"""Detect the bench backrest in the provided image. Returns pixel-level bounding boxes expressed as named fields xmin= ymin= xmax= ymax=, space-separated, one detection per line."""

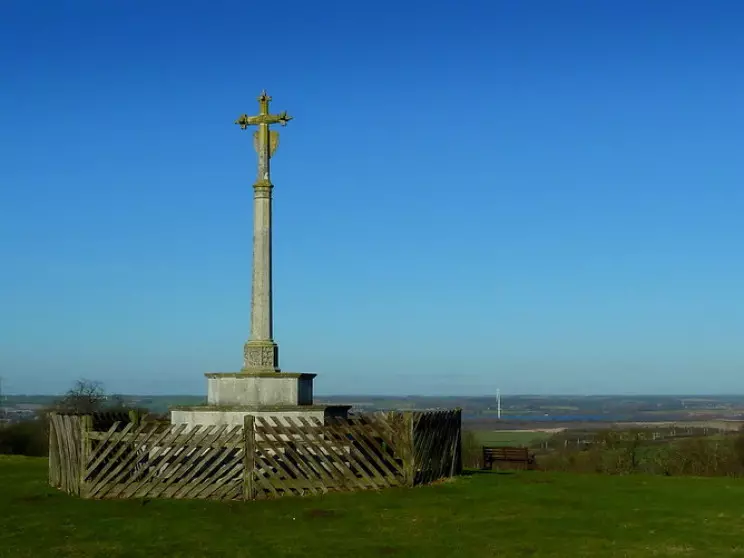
xmin=483 ymin=446 xmax=531 ymax=461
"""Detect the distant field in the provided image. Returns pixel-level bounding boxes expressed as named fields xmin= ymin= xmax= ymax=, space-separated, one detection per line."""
xmin=473 ymin=429 xmax=556 ymax=447
xmin=3 ymin=456 xmax=744 ymax=557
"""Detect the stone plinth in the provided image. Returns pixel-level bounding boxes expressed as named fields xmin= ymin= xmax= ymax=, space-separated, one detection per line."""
xmin=170 ymin=404 xmax=352 ymax=430
xmin=206 ymin=372 xmax=315 ymax=407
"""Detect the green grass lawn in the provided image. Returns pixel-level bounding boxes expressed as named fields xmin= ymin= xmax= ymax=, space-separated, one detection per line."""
xmin=2 ymin=456 xmax=744 ymax=557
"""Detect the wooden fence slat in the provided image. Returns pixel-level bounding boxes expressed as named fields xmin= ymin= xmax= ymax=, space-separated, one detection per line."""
xmin=134 ymin=425 xmax=217 ymax=500
xmin=182 ymin=430 xmax=245 ymax=500
xmin=259 ymin=419 xmax=326 ymax=495
xmin=85 ymin=421 xmax=135 ymax=477
xmin=48 ymin=415 xmax=59 ymax=488
xmin=92 ymin=421 xmax=166 ymax=497
xmin=272 ymin=417 xmax=350 ymax=489
xmin=175 ymin=426 xmax=245 ymax=500
xmin=252 ymin=434 xmax=299 ymax=497
xmin=108 ymin=423 xmax=191 ymax=500
xmin=317 ymin=418 xmax=391 ymax=488
xmin=317 ymin=416 xmax=402 ymax=486
xmin=89 ymin=422 xmax=182 ymax=499
xmin=294 ymin=416 xmax=368 ymax=491
xmin=166 ymin=425 xmax=232 ymax=499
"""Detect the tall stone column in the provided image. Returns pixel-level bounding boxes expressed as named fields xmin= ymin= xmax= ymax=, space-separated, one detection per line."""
xmin=235 ymin=91 xmax=292 ymax=373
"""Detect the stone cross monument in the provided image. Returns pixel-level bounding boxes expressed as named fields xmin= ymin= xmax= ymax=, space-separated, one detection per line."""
xmin=170 ymin=91 xmax=350 ymax=427
xmin=235 ymin=90 xmax=292 ymax=373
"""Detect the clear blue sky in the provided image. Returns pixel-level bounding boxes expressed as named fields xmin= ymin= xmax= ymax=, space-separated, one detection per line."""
xmin=1 ymin=1 xmax=742 ymax=396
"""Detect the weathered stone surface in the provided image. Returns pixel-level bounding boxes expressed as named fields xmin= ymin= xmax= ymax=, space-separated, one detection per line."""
xmin=235 ymin=91 xmax=292 ymax=368
xmin=205 ymin=372 xmax=315 ymax=406
xmin=170 ymin=405 xmax=351 ymax=431
xmin=242 ymin=341 xmax=278 ymax=371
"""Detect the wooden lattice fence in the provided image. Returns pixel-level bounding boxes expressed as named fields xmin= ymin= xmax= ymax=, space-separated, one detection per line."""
xmin=48 ymin=409 xmax=461 ymax=501
xmin=413 ymin=409 xmax=462 ymax=483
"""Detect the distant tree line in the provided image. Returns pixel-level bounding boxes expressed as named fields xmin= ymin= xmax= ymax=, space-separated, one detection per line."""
xmin=0 ymin=379 xmax=148 ymax=457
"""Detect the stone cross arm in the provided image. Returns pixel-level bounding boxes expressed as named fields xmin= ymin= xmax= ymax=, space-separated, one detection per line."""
xmin=235 ymin=111 xmax=293 ymax=129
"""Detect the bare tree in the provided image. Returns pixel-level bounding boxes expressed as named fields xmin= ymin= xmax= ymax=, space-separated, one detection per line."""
xmin=55 ymin=379 xmax=107 ymax=414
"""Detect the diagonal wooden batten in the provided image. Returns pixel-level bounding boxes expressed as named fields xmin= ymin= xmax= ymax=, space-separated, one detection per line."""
xmin=263 ymin=417 xmax=336 ymax=485
xmin=257 ymin=418 xmax=323 ymax=493
xmin=357 ymin=413 xmax=398 ymax=441
xmin=346 ymin=416 xmax=407 ymax=481
xmin=274 ymin=418 xmax=342 ymax=493
xmin=92 ymin=423 xmax=189 ymax=499
xmin=86 ymin=421 xmax=164 ymax=498
xmin=345 ymin=414 xmax=404 ymax=473
xmin=181 ymin=429 xmax=245 ymax=499
xmin=129 ymin=424 xmax=216 ymax=500
xmin=169 ymin=427 xmax=241 ymax=499
xmin=167 ymin=425 xmax=231 ymax=499
xmin=253 ymin=448 xmax=289 ymax=498
xmin=326 ymin=420 xmax=400 ymax=485
xmin=323 ymin=418 xmax=396 ymax=488
xmin=84 ymin=421 xmax=137 ymax=478
xmin=292 ymin=417 xmax=352 ymax=473
xmin=331 ymin=419 xmax=398 ymax=486
xmin=305 ymin=417 xmax=377 ymax=490
xmin=252 ymin=471 xmax=278 ymax=499
xmin=323 ymin=418 xmax=393 ymax=488
xmin=220 ymin=481 xmax=245 ymax=502
xmin=141 ymin=425 xmax=218 ymax=496
xmin=269 ymin=417 xmax=343 ymax=490
xmin=294 ymin=416 xmax=364 ymax=491
xmin=194 ymin=458 xmax=245 ymax=500
xmin=253 ymin=435 xmax=298 ymax=497
xmin=143 ymin=425 xmax=239 ymax=500
xmin=176 ymin=426 xmax=245 ymax=500
xmin=85 ymin=421 xmax=124 ymax=471
xmin=112 ymin=422 xmax=197 ymax=499
xmin=317 ymin=418 xmax=385 ymax=489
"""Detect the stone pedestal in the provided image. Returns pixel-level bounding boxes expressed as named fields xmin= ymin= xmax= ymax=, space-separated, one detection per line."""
xmin=206 ymin=372 xmax=315 ymax=406
xmin=170 ymin=371 xmax=350 ymax=428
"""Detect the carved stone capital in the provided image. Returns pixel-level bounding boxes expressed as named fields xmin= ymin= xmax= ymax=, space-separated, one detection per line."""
xmin=253 ymin=184 xmax=272 ymax=199
xmin=242 ymin=341 xmax=279 ymax=372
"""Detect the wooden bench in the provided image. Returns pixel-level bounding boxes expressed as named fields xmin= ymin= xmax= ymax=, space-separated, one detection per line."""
xmin=483 ymin=446 xmax=536 ymax=470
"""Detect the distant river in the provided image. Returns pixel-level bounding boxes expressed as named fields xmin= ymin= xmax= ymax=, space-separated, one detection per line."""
xmin=464 ymin=414 xmax=628 ymax=422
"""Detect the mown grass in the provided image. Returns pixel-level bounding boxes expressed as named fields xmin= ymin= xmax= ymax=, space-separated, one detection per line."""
xmin=2 ymin=456 xmax=744 ymax=557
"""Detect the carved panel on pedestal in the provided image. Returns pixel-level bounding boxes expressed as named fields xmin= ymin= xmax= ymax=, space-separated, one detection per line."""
xmin=243 ymin=343 xmax=278 ymax=370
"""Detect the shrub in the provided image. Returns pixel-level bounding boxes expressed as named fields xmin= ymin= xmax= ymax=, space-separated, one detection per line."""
xmin=461 ymin=429 xmax=482 ymax=469
xmin=0 ymin=418 xmax=49 ymax=457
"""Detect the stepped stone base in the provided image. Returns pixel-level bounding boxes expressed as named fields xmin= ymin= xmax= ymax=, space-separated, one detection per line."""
xmin=170 ymin=404 xmax=352 ymax=429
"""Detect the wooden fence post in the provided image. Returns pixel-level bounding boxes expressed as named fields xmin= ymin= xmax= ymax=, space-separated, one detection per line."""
xmin=79 ymin=415 xmax=93 ymax=498
xmin=48 ymin=412 xmax=59 ymax=488
xmin=400 ymin=411 xmax=415 ymax=487
xmin=128 ymin=409 xmax=141 ymax=426
xmin=451 ymin=408 xmax=463 ymax=476
xmin=243 ymin=415 xmax=256 ymax=501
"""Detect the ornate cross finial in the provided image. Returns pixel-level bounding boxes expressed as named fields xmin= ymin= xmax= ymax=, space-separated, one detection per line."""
xmin=235 ymin=90 xmax=292 ymax=129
